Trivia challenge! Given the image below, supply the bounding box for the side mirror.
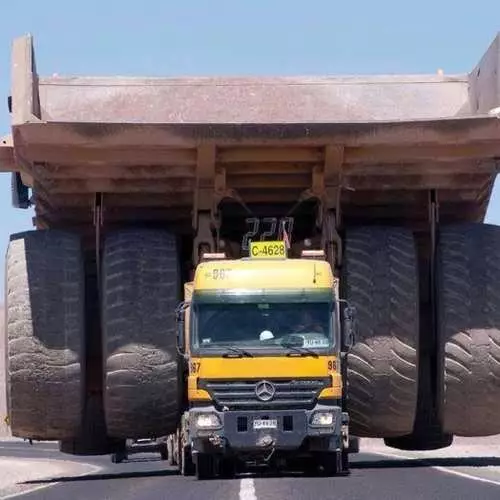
[343,304,357,351]
[175,301,189,353]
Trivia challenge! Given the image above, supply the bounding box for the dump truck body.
[3,36,500,243]
[3,34,500,458]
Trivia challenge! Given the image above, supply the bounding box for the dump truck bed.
[2,34,500,234]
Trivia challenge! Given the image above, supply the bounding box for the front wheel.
[341,449,349,474]
[159,443,169,461]
[167,437,176,466]
[220,458,237,479]
[111,450,127,463]
[180,444,195,476]
[195,453,218,480]
[318,451,342,476]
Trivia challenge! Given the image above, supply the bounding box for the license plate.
[249,241,287,259]
[253,419,278,430]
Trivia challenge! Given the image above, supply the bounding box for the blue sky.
[1,0,500,295]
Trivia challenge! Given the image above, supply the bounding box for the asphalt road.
[2,441,500,500]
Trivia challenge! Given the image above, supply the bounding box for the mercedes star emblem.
[255,380,276,401]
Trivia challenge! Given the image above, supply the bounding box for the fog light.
[195,413,221,429]
[310,411,335,426]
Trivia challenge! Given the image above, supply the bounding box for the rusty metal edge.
[9,114,500,149]
[10,34,41,126]
[0,135,17,172]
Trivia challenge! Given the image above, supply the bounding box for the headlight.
[195,413,221,429]
[310,411,335,426]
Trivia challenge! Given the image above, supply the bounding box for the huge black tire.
[384,355,453,451]
[101,229,181,439]
[436,223,500,436]
[5,230,85,440]
[343,227,419,438]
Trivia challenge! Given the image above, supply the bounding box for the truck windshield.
[191,302,334,353]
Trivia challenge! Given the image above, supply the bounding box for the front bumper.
[188,404,345,455]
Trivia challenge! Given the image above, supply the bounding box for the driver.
[293,310,325,334]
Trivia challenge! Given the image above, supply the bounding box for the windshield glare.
[192,302,334,351]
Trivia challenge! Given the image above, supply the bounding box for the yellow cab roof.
[193,257,334,291]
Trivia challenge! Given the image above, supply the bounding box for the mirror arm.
[175,301,190,354]
[337,299,357,352]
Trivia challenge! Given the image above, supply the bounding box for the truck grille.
[198,378,330,411]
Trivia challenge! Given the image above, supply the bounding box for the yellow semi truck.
[167,241,355,479]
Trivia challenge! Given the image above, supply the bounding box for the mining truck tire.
[101,229,181,439]
[384,355,453,451]
[436,223,500,436]
[343,227,419,438]
[5,230,85,440]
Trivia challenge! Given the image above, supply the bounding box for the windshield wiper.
[282,343,319,358]
[221,346,254,358]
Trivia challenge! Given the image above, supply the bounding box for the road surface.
[2,439,500,499]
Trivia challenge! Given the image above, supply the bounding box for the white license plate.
[253,419,278,430]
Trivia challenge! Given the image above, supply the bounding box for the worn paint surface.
[0,304,9,437]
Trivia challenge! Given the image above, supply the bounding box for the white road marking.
[370,450,500,488]
[239,477,257,500]
[0,463,102,500]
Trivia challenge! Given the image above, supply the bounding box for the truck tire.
[195,453,218,480]
[343,227,419,437]
[101,229,181,439]
[384,355,453,450]
[436,223,500,436]
[5,230,85,439]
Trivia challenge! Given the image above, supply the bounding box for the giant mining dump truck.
[2,33,500,457]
